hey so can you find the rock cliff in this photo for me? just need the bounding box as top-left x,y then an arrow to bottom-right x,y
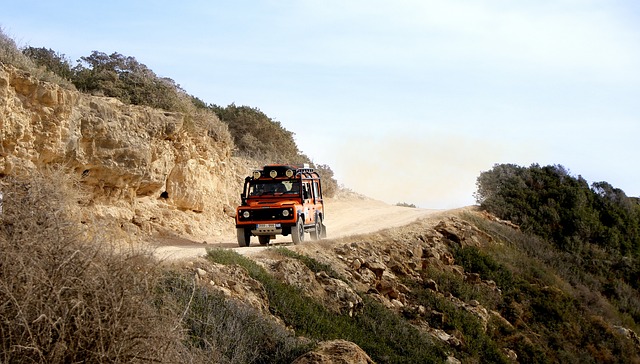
0,63 -> 245,239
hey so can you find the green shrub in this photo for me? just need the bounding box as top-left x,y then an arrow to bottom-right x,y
210,104 -> 307,163
314,164 -> 338,198
73,51 -> 190,112
22,46 -> 74,80
395,202 -> 417,208
453,246 -> 516,290
475,163 -> 640,258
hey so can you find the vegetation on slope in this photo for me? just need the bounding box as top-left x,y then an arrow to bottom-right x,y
472,163 -> 640,361
206,249 -> 448,363
208,103 -> 338,196
475,163 -> 640,291
448,213 -> 640,363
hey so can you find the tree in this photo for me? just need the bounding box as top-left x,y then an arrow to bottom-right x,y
315,164 -> 338,198
22,46 -> 74,80
73,51 -> 184,111
210,104 -> 307,163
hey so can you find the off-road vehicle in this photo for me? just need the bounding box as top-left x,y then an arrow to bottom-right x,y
235,164 -> 326,246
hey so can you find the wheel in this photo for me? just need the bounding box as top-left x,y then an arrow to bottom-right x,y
310,216 -> 323,241
291,217 -> 304,244
237,228 -> 251,247
258,235 -> 270,245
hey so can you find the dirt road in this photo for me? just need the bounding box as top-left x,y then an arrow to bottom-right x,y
153,198 -> 444,261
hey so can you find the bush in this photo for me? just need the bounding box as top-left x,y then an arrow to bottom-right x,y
404,275 -> 509,364
395,202 -> 417,208
273,248 -> 344,280
0,168 -> 186,363
314,164 -> 338,198
22,46 -> 74,80
0,27 -> 33,70
475,163 -> 640,256
73,51 -> 191,112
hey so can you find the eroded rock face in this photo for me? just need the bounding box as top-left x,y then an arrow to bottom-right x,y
0,64 -> 245,238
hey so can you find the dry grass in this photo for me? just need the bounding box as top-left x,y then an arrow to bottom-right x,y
0,28 -> 74,89
0,167 -> 188,363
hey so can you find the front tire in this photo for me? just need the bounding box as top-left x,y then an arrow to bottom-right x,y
291,217 -> 304,245
237,228 -> 251,247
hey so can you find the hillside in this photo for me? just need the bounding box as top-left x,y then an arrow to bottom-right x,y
2,37 -> 640,363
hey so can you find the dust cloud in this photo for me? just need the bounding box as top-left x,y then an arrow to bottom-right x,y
330,132 -> 542,209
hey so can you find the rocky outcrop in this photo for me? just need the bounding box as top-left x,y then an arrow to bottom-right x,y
0,63 -> 246,238
286,215 -> 509,353
190,259 -> 271,315
268,257 -> 364,317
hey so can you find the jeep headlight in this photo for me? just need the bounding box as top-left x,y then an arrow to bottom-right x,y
285,169 -> 294,178
253,171 -> 261,179
282,209 -> 290,217
242,211 -> 250,218
269,170 -> 278,178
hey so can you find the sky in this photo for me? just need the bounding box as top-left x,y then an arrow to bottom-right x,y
3,0 -> 639,208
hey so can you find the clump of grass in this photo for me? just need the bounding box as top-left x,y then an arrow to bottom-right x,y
158,272 -> 309,364
0,28 -> 74,88
206,248 -> 448,363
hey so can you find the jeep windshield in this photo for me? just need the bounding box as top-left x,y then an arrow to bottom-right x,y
248,180 -> 300,197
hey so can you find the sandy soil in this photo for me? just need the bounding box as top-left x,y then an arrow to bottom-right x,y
152,198 -> 446,261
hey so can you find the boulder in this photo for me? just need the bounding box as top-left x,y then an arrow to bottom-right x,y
292,340 -> 374,364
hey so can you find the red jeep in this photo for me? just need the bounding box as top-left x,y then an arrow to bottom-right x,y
235,164 -> 326,246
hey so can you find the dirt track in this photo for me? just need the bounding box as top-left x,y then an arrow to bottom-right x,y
153,198 -> 445,261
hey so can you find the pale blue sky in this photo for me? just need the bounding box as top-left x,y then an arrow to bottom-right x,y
3,0 -> 639,208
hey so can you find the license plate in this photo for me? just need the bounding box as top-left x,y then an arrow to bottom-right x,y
257,224 -> 279,228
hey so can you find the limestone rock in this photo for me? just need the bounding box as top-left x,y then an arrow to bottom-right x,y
0,64 -> 243,239
292,340 -> 374,364
270,258 -> 363,316
435,217 -> 494,247
191,260 -> 270,315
